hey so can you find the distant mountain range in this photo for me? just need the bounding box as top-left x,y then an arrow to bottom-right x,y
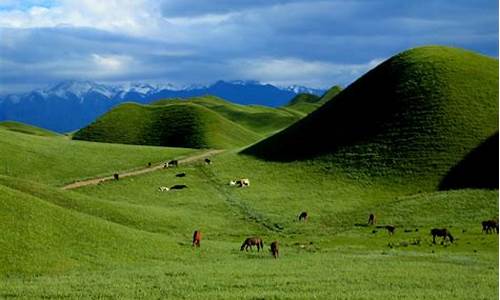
0,80 -> 325,132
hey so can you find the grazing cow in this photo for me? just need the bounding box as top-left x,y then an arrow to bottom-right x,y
240,237 -> 264,252
170,184 -> 188,190
113,173 -> 119,180
298,211 -> 308,222
229,180 -> 237,186
176,173 -> 186,177
270,241 -> 279,258
482,220 -> 499,234
205,158 -> 211,165
430,228 -> 454,244
192,230 -> 201,247
158,186 -> 170,192
385,225 -> 396,235
163,162 -> 168,169
148,162 -> 152,167
368,213 -> 376,225
168,160 -> 178,167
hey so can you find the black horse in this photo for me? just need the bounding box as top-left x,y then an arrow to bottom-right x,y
430,228 -> 454,244
482,220 -> 499,234
240,237 -> 264,252
368,213 -> 376,225
270,241 -> 279,258
298,211 -> 308,222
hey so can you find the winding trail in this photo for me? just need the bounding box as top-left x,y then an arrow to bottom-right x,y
62,149 -> 224,190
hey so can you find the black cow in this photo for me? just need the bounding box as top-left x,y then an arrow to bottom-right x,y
176,173 -> 186,177
113,173 -> 119,180
168,160 -> 179,167
205,158 -> 211,165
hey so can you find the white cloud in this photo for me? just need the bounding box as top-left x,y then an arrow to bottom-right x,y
231,57 -> 384,88
0,0 -> 166,36
91,54 -> 131,73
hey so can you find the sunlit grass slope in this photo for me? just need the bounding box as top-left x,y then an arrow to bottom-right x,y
1,152 -> 494,298
153,96 -> 304,135
0,120 -> 60,137
0,127 -> 196,186
244,46 -> 499,190
73,100 -> 266,149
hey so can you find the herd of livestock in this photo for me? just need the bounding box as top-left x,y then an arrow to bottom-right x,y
113,158 -> 498,259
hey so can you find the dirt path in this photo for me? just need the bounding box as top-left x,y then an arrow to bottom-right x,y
62,149 -> 224,190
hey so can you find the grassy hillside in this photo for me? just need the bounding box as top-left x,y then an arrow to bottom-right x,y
318,85 -> 342,103
1,152 -> 495,298
439,131 -> 499,190
153,96 -> 304,135
0,127 -> 196,186
244,46 -> 499,190
285,86 -> 342,114
0,120 -> 60,137
73,99 -> 286,149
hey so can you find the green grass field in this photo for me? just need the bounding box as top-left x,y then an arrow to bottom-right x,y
0,46 -> 497,299
0,127 -> 198,186
0,151 -> 497,299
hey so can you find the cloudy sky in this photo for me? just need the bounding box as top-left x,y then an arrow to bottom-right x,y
0,0 -> 497,93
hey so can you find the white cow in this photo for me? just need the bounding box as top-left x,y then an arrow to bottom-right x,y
158,186 -> 170,192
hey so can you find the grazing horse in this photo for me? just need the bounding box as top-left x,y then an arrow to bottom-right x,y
113,173 -> 119,180
385,225 -> 396,235
298,211 -> 308,222
368,213 -> 376,225
170,184 -> 187,190
240,237 -> 264,252
430,228 -> 454,244
168,160 -> 178,167
205,158 -> 211,165
482,220 -> 499,234
192,230 -> 201,247
270,241 -> 279,258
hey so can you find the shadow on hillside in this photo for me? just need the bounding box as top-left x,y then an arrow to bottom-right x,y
439,132 -> 499,190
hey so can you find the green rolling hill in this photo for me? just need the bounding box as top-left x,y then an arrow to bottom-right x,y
74,96 -> 304,149
0,120 -> 61,137
0,126 -> 196,186
0,46 -> 497,299
243,46 -> 499,189
285,86 -> 342,114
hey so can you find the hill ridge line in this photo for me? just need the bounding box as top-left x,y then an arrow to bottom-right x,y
61,149 -> 224,190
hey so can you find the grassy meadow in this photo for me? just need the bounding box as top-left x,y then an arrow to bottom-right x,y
0,149 -> 497,299
0,46 -> 498,299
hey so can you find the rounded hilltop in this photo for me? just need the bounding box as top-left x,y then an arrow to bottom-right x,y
243,46 -> 499,188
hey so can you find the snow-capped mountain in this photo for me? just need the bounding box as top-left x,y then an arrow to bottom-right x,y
0,80 -> 326,132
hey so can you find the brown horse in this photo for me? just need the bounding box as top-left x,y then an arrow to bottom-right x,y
240,237 -> 264,252
368,213 -> 376,225
385,225 -> 396,235
192,230 -> 201,247
270,241 -> 279,258
298,211 -> 308,222
482,220 -> 499,234
430,228 -> 454,244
